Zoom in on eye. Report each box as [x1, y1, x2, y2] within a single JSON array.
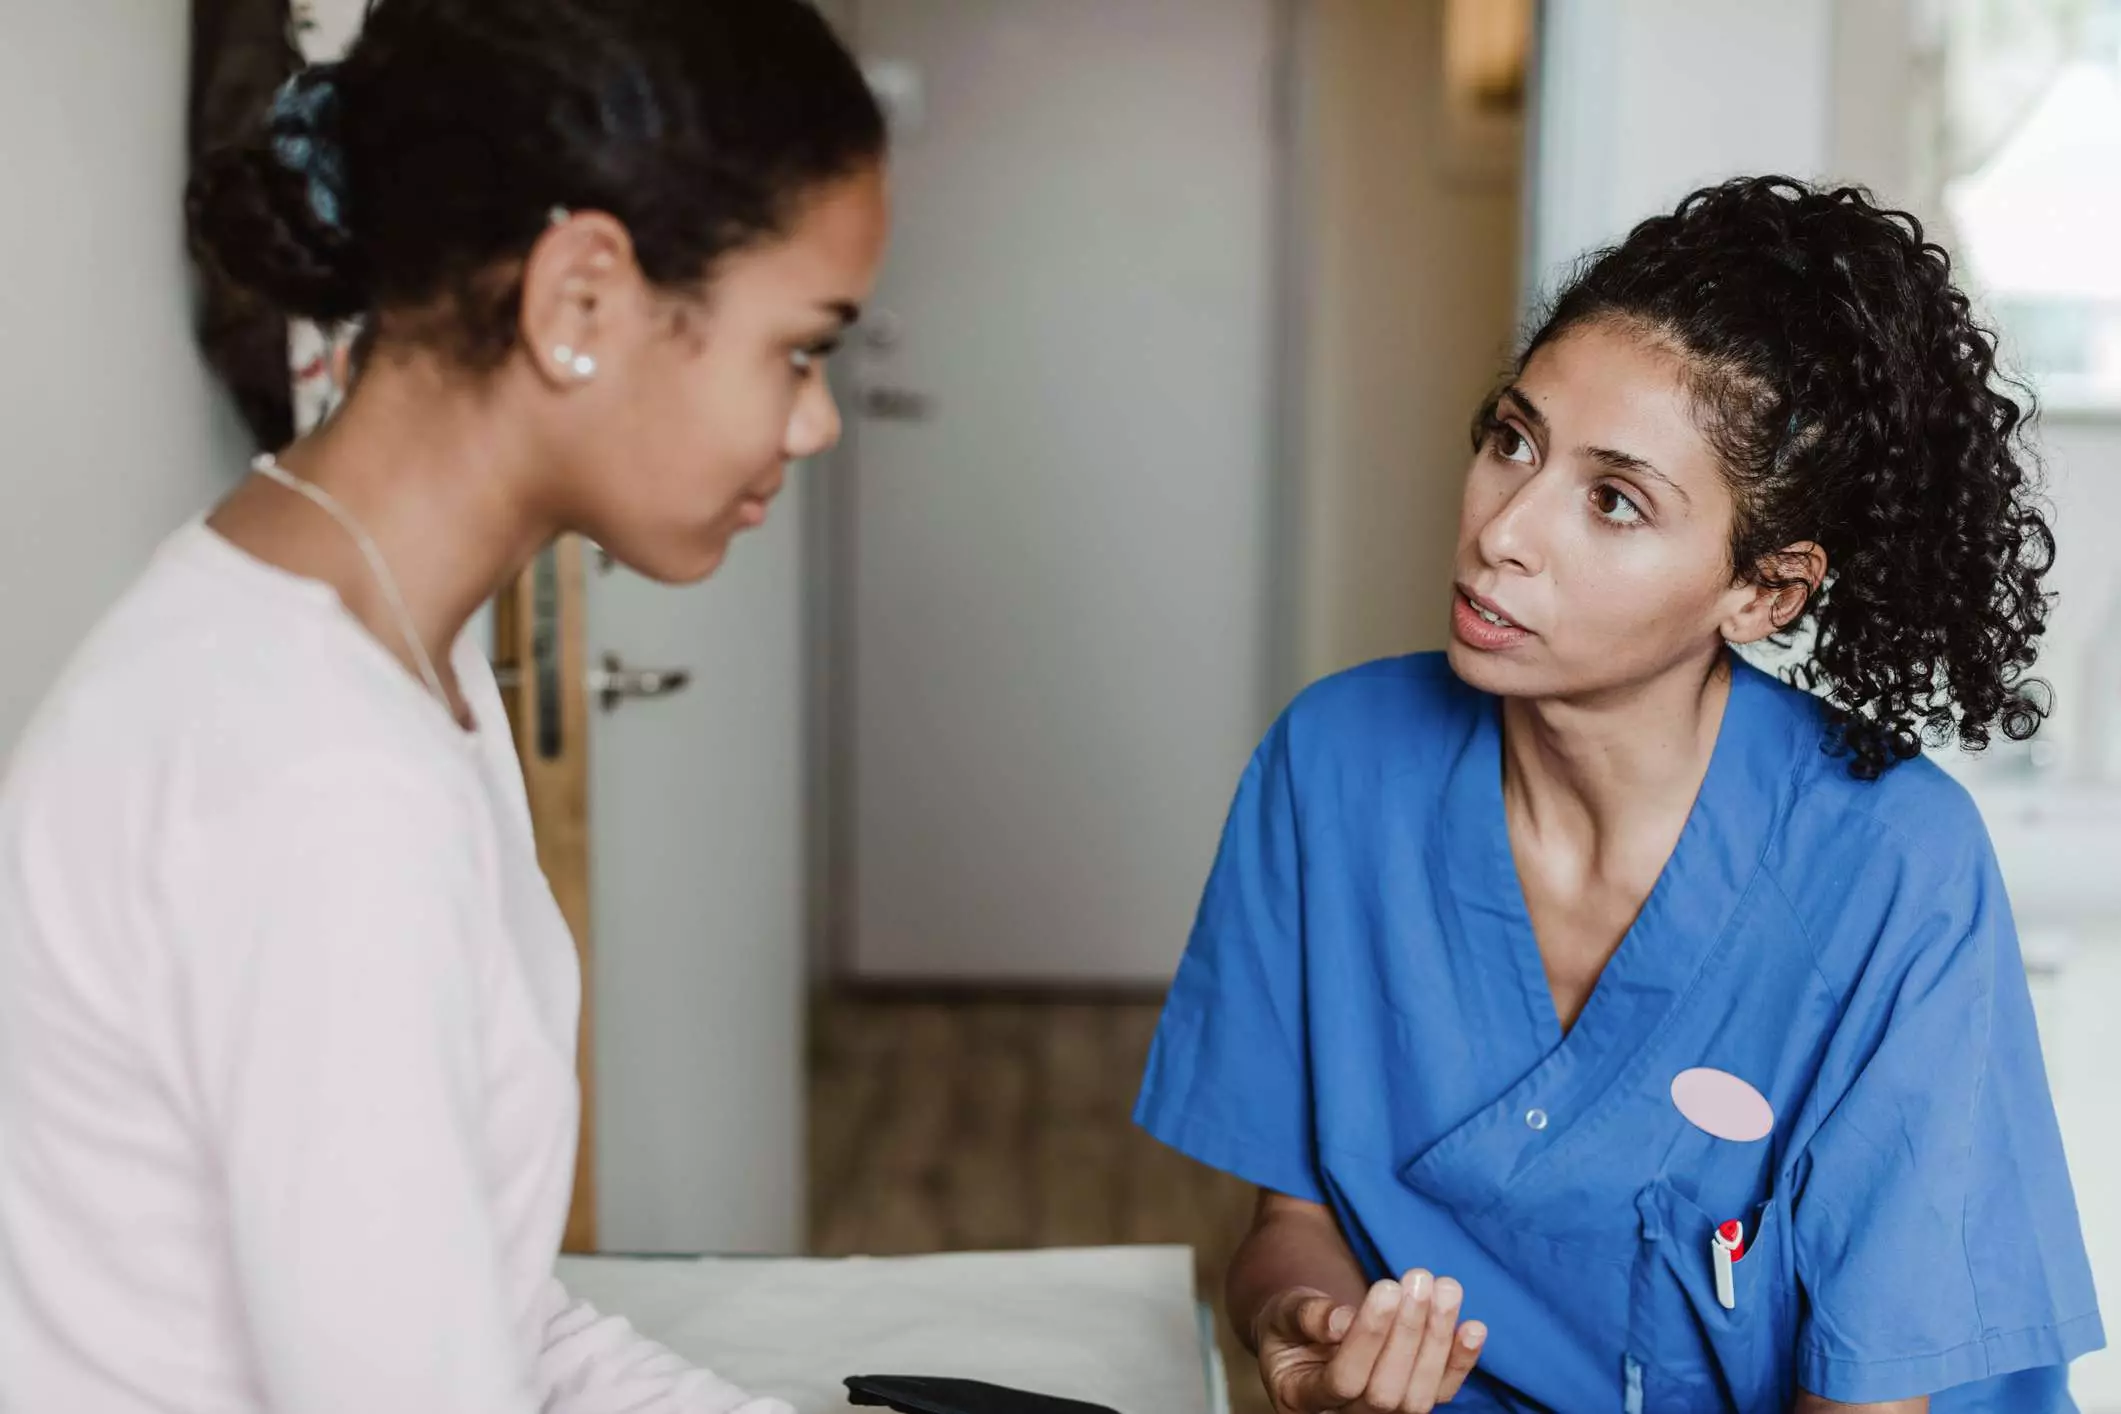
[[791, 335, 843, 377], [1590, 483, 1646, 526], [1486, 418, 1535, 466]]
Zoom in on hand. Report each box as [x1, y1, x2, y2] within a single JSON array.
[[1253, 1272, 1486, 1413]]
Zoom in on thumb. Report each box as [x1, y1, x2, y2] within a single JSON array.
[[1297, 1293, 1355, 1346], [1279, 1334, 1380, 1414], [1264, 1289, 1351, 1348]]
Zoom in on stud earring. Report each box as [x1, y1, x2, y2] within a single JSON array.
[[554, 345, 596, 380]]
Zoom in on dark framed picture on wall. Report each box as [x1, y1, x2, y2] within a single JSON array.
[[187, 0, 301, 449]]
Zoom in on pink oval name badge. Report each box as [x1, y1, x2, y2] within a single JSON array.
[[1670, 1067, 1774, 1142]]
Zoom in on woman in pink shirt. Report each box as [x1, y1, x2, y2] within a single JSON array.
[[0, 2, 888, 1410]]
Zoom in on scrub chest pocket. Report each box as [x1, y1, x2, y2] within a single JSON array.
[[1624, 1182, 1796, 1414]]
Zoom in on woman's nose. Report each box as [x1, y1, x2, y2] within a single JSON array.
[[1473, 473, 1545, 576], [784, 375, 844, 463]]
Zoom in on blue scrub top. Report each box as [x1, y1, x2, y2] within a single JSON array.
[[1137, 653, 2104, 1413]]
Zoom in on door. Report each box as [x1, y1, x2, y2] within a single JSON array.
[[583, 496, 809, 1256], [494, 522, 807, 1259], [490, 492, 809, 1264], [843, 0, 1285, 984]]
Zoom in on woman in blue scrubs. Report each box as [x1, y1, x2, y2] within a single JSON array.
[[1137, 177, 2104, 1414]]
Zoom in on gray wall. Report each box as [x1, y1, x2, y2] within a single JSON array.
[[1293, 0, 1527, 677], [0, 2, 252, 749]]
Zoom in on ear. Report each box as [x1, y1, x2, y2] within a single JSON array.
[[1720, 541, 1827, 646], [518, 209, 638, 390]]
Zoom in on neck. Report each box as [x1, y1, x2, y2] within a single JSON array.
[[1499, 650, 1733, 859], [211, 352, 557, 696]]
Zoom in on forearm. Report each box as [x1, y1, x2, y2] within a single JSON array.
[[535, 1280, 791, 1414], [1225, 1192, 1371, 1354], [1793, 1394, 1927, 1413]]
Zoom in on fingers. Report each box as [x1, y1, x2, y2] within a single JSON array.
[[1328, 1272, 1482, 1413], [1266, 1274, 1483, 1414], [1256, 1287, 1362, 1414], [1313, 1279, 1399, 1407], [1359, 1270, 1433, 1407], [1434, 1321, 1486, 1405], [1399, 1275, 1463, 1412]]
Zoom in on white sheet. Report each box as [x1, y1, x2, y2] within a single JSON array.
[[552, 1246, 1214, 1414]]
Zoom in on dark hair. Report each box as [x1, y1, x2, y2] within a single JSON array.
[[187, 0, 885, 366], [1513, 176, 2054, 779]]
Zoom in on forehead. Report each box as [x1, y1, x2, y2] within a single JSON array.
[[1517, 321, 1719, 481], [715, 165, 890, 301]]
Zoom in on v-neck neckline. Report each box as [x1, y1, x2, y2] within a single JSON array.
[[1406, 652, 1806, 1219], [1477, 654, 1774, 1058]]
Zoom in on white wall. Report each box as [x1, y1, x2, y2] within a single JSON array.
[[1827, 0, 1924, 215], [1293, 0, 1526, 680], [1527, 0, 1834, 309], [0, 2, 252, 749]]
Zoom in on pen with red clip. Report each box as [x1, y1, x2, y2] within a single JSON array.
[[1712, 1219, 1747, 1311]]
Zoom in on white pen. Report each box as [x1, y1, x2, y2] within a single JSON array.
[[1712, 1219, 1745, 1311]]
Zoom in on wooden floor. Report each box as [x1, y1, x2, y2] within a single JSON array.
[[806, 991, 1271, 1413]]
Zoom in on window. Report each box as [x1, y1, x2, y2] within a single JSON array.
[[1921, 0, 2121, 412]]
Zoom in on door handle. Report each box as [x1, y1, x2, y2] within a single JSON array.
[[860, 386, 935, 421], [493, 653, 692, 712], [586, 653, 691, 712]]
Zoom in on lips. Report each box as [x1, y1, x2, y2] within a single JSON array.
[[1459, 586, 1523, 629], [1451, 585, 1533, 651], [732, 470, 785, 530]]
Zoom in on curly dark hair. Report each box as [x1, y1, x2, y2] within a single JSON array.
[[1519, 176, 2054, 779], [186, 0, 885, 368]]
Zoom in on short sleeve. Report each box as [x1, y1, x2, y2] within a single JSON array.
[[1793, 849, 2105, 1403], [1134, 716, 1324, 1203]]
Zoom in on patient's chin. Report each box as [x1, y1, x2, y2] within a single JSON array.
[[668, 536, 734, 586], [598, 522, 736, 585]]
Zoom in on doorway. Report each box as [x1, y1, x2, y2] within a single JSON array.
[[831, 0, 1292, 986]]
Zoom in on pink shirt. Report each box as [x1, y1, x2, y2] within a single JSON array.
[[0, 523, 787, 1414]]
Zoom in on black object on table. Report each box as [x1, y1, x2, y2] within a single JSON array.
[[845, 1375, 1124, 1414]]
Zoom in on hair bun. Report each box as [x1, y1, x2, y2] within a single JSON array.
[[190, 0, 885, 366], [186, 65, 366, 324]]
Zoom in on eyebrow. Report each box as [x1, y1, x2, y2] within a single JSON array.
[[1498, 385, 1548, 438], [1584, 444, 1689, 504], [1499, 384, 1690, 506]]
